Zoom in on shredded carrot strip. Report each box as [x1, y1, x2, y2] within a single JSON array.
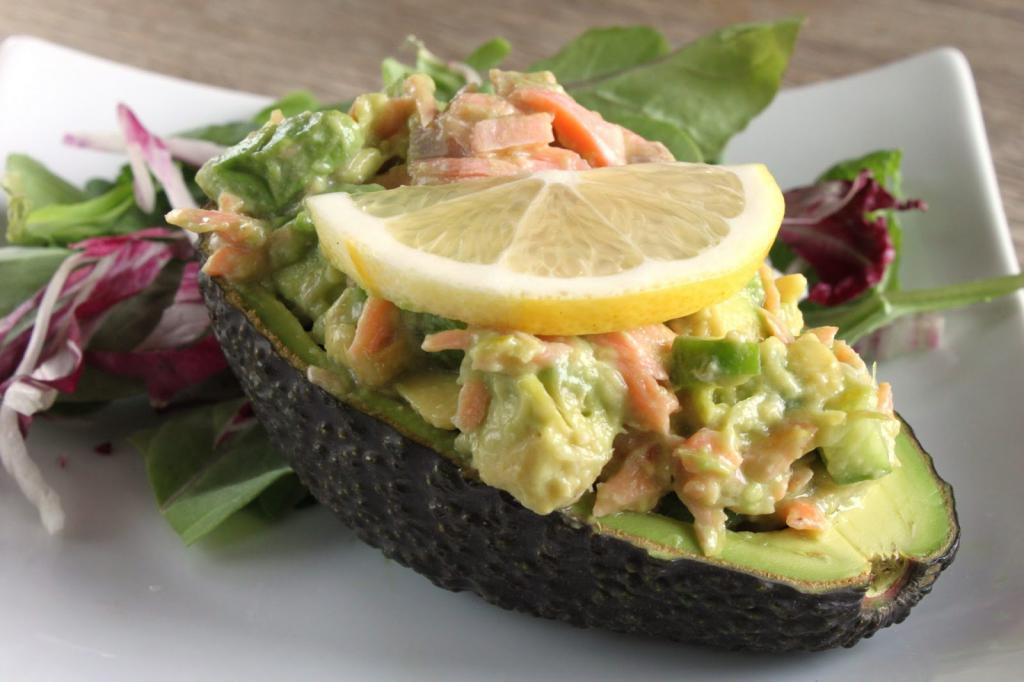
[[591, 330, 678, 434], [761, 310, 794, 343], [780, 499, 827, 532], [877, 381, 894, 414], [349, 297, 400, 358], [833, 340, 867, 370], [810, 326, 839, 346], [201, 245, 265, 280], [593, 444, 663, 516], [684, 428, 741, 467], [421, 328, 474, 353], [454, 378, 490, 431], [759, 264, 781, 315]]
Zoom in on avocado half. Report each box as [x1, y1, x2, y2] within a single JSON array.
[[201, 274, 959, 652]]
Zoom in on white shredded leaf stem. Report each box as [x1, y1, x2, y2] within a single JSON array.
[[11, 253, 86, 377], [0, 251, 87, 534], [63, 132, 224, 166], [0, 406, 64, 532], [124, 135, 156, 213]]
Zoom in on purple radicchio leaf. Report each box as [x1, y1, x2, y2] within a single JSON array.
[[780, 170, 925, 306], [0, 229, 227, 531]]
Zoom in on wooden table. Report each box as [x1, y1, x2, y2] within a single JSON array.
[[2, 0, 1021, 265]]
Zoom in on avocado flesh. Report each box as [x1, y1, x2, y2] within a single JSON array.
[[820, 417, 897, 484], [232, 282, 459, 453], [204, 274, 959, 651], [394, 371, 461, 430], [237, 282, 953, 587], [592, 429, 955, 587]]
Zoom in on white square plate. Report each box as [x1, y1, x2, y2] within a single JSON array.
[[1, 36, 1021, 681]]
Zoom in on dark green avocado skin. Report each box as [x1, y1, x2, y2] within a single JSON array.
[[202, 275, 959, 652]]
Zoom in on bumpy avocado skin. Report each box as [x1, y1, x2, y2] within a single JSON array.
[[202, 275, 958, 652]]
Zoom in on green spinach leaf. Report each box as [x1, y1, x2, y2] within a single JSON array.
[[132, 399, 296, 544], [529, 26, 669, 82], [0, 245, 70, 317], [256, 474, 312, 519], [465, 38, 512, 74], [3, 154, 85, 221], [554, 18, 802, 163], [4, 154, 167, 245]]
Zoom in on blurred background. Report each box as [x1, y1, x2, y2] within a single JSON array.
[[0, 0, 1020, 261]]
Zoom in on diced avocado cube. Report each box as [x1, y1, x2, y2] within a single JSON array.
[[266, 222, 317, 270], [671, 336, 761, 387], [271, 249, 346, 324], [196, 110, 364, 217], [820, 417, 896, 484], [395, 371, 461, 431]]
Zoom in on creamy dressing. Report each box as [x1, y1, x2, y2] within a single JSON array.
[[454, 332, 626, 514], [591, 270, 899, 555]]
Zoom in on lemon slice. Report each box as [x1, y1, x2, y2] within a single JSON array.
[[307, 162, 783, 335]]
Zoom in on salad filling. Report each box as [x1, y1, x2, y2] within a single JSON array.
[[169, 68, 899, 556]]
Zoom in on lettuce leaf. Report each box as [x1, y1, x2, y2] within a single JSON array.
[[131, 399, 302, 544], [818, 149, 906, 291], [2, 153, 85, 212], [464, 38, 512, 74], [529, 26, 669, 82], [0, 246, 70, 317], [788, 151, 1024, 342], [85, 259, 187, 352], [552, 19, 803, 162], [1, 229, 228, 412], [779, 170, 922, 305], [3, 157, 166, 246]]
